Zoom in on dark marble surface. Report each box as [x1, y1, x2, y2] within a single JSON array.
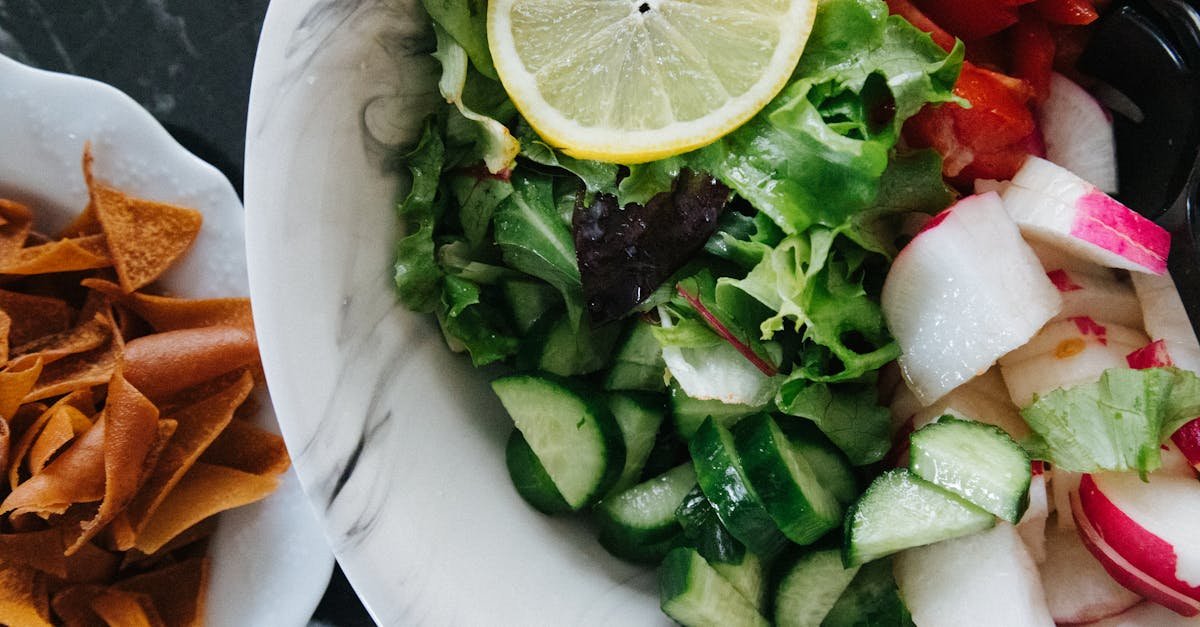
[[0, 1, 373, 625]]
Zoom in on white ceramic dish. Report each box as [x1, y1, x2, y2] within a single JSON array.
[[0, 52, 334, 626], [245, 1, 669, 624]]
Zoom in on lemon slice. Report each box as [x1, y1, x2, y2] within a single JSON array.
[[488, 0, 818, 164]]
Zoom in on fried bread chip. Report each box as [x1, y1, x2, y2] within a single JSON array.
[[0, 148, 287, 624]]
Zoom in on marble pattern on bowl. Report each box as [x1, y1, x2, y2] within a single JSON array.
[[245, 0, 671, 624]]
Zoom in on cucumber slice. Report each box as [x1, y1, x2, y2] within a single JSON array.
[[676, 485, 746, 565], [641, 420, 690, 481], [542, 315, 624, 376], [608, 392, 666, 492], [773, 548, 860, 627], [734, 415, 843, 545], [689, 418, 788, 557], [597, 464, 695, 563], [671, 383, 764, 440], [659, 547, 771, 627], [505, 429, 570, 514], [822, 558, 913, 627], [909, 417, 1031, 523], [492, 375, 625, 509], [605, 321, 668, 392], [713, 552, 767, 612], [843, 469, 994, 566], [779, 419, 859, 507], [501, 279, 559, 334]]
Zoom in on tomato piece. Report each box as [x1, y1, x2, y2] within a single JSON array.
[[885, 0, 957, 52], [1035, 0, 1099, 25], [1011, 13, 1056, 101], [904, 63, 1039, 184], [914, 0, 1030, 41]]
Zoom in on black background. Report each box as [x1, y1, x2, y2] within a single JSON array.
[[0, 1, 374, 624]]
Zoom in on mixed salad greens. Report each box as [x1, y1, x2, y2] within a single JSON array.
[[394, 0, 1200, 624]]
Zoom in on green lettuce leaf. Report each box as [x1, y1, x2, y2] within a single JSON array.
[[776, 377, 892, 465], [438, 275, 519, 366], [448, 173, 512, 249], [421, 0, 495, 79], [687, 0, 962, 234], [394, 119, 446, 313], [493, 172, 584, 325], [840, 149, 955, 257], [1020, 367, 1200, 476], [516, 125, 618, 194], [617, 157, 684, 206], [432, 24, 519, 174]]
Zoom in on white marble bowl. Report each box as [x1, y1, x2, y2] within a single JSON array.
[[0, 53, 333, 626], [245, 1, 670, 624]]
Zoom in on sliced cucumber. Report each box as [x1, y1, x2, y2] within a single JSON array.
[[608, 392, 666, 492], [773, 548, 860, 627], [779, 419, 859, 508], [605, 320, 667, 392], [501, 279, 559, 334], [597, 464, 695, 563], [492, 375, 625, 510], [518, 313, 623, 376], [713, 551, 767, 612], [909, 417, 1031, 523], [671, 383, 764, 440], [733, 415, 843, 545], [843, 468, 994, 566], [505, 429, 570, 514], [641, 420, 690, 481], [676, 485, 746, 565], [822, 558, 913, 627], [689, 418, 788, 557], [659, 547, 770, 627]]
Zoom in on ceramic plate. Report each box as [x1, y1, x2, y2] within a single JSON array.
[[245, 1, 668, 624], [0, 52, 333, 627]]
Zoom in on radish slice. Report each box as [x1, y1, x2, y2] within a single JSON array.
[[895, 522, 1054, 627], [998, 318, 1148, 407], [1131, 272, 1200, 373], [1076, 473, 1200, 615], [1018, 470, 1050, 563], [1040, 518, 1143, 623], [1052, 468, 1083, 530], [1088, 601, 1200, 626], [1046, 268, 1143, 329], [1039, 73, 1118, 194], [883, 193, 1062, 405], [1029, 240, 1117, 280], [1003, 158, 1169, 275]]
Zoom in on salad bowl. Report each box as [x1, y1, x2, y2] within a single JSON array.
[[245, 0, 671, 624], [0, 52, 333, 627], [246, 0, 1200, 625]]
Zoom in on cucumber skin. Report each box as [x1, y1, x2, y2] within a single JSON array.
[[493, 374, 627, 510], [777, 419, 859, 507], [505, 429, 571, 515], [676, 485, 747, 565], [690, 418, 788, 558], [734, 415, 842, 546], [659, 547, 771, 627], [596, 465, 695, 564]]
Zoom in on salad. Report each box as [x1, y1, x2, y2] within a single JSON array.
[[393, 0, 1200, 625]]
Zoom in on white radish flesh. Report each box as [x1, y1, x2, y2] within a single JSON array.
[[1131, 272, 1200, 373], [1018, 469, 1050, 563], [1039, 73, 1119, 194], [999, 318, 1148, 407], [895, 522, 1054, 627], [1003, 158, 1169, 275], [883, 193, 1062, 405], [1040, 517, 1143, 624], [1045, 268, 1143, 329]]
